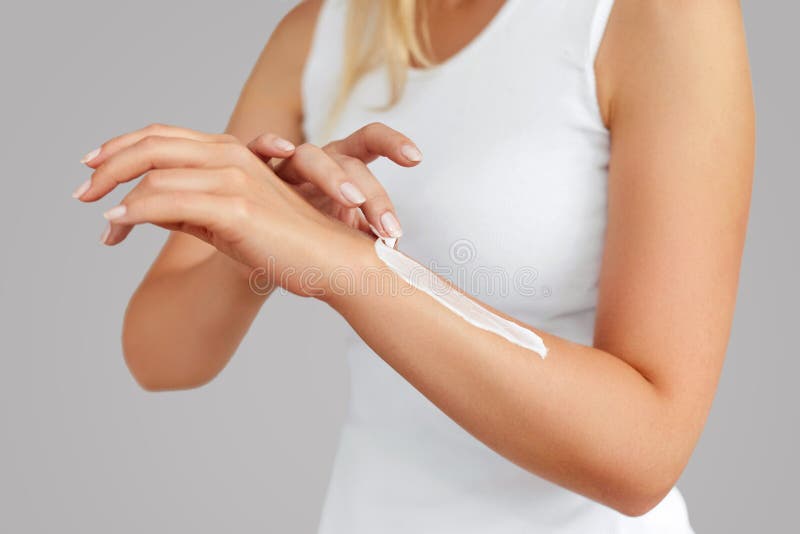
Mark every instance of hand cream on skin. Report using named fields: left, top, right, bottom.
left=372, top=236, right=548, bottom=359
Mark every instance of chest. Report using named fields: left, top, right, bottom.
left=410, top=0, right=509, bottom=68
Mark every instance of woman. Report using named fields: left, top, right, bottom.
left=73, top=0, right=754, bottom=531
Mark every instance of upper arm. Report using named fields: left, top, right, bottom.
left=151, top=0, right=324, bottom=274
left=593, top=0, right=754, bottom=452
left=225, top=0, right=322, bottom=144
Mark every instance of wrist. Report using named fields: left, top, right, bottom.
left=208, top=249, right=274, bottom=298
left=316, top=229, right=385, bottom=307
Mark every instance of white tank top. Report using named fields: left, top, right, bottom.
left=302, top=1, right=695, bottom=532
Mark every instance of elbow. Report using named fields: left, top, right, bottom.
left=125, top=355, right=216, bottom=392
left=612, top=484, right=673, bottom=518
left=605, top=462, right=684, bottom=517
left=128, top=368, right=211, bottom=392
left=122, top=328, right=217, bottom=393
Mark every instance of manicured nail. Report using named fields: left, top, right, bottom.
left=380, top=211, right=402, bottom=237
left=340, top=182, right=366, bottom=204
left=100, top=224, right=111, bottom=245
left=273, top=137, right=295, bottom=152
left=80, top=147, right=101, bottom=165
left=103, top=205, right=127, bottom=220
left=400, top=144, right=423, bottom=162
left=71, top=179, right=91, bottom=199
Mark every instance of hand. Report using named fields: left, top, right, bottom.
left=246, top=122, right=423, bottom=239
left=73, top=123, right=373, bottom=298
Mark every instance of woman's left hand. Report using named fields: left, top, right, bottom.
left=73, top=123, right=372, bottom=298
left=246, top=122, right=422, bottom=239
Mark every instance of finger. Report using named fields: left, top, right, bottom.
left=273, top=143, right=367, bottom=208
left=78, top=122, right=236, bottom=170
left=247, top=132, right=297, bottom=163
left=138, top=166, right=249, bottom=195
left=77, top=136, right=250, bottom=202
left=99, top=166, right=248, bottom=245
left=101, top=220, right=133, bottom=245
left=101, top=191, right=243, bottom=239
left=354, top=202, right=375, bottom=235
left=325, top=122, right=423, bottom=166
left=270, top=123, right=421, bottom=191
left=333, top=154, right=402, bottom=238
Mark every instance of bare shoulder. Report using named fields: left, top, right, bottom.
left=595, top=0, right=751, bottom=128
left=256, top=0, right=324, bottom=77
left=226, top=0, right=326, bottom=142
left=273, top=0, right=324, bottom=43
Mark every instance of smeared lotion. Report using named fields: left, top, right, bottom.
left=372, top=235, right=548, bottom=359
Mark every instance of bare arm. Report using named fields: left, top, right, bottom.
left=119, top=1, right=322, bottom=391
left=322, top=0, right=754, bottom=516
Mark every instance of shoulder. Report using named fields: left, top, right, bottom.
left=282, top=0, right=325, bottom=30
left=268, top=0, right=325, bottom=53
left=225, top=0, right=327, bottom=140
left=595, top=0, right=749, bottom=128
left=248, top=0, right=327, bottom=99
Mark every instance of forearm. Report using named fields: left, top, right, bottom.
left=122, top=250, right=269, bottom=391
left=325, top=240, right=685, bottom=515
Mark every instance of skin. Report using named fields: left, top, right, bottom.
left=74, top=0, right=754, bottom=518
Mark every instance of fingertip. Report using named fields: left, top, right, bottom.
left=103, top=204, right=127, bottom=221
left=273, top=136, right=296, bottom=153
left=249, top=134, right=296, bottom=160
left=380, top=211, right=403, bottom=238
left=340, top=182, right=367, bottom=205
left=399, top=144, right=423, bottom=165
left=80, top=147, right=101, bottom=166
left=368, top=224, right=384, bottom=239
left=71, top=179, right=92, bottom=200
left=100, top=224, right=111, bottom=245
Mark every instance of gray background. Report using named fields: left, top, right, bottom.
left=0, top=1, right=795, bottom=532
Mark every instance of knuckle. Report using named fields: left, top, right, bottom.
left=335, top=154, right=363, bottom=171
left=364, top=121, right=386, bottom=135
left=227, top=197, right=253, bottom=221
left=144, top=122, right=168, bottom=134
left=294, top=142, right=319, bottom=158
left=136, top=134, right=162, bottom=150
left=141, top=170, right=166, bottom=189
left=224, top=141, right=250, bottom=160
left=224, top=166, right=249, bottom=185
left=323, top=139, right=344, bottom=156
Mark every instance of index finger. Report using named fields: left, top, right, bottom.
left=79, top=122, right=237, bottom=168
left=325, top=122, right=423, bottom=166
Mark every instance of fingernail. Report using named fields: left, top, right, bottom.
left=103, top=205, right=127, bottom=220
left=380, top=211, right=402, bottom=237
left=273, top=137, right=295, bottom=152
left=80, top=147, right=101, bottom=165
left=100, top=224, right=111, bottom=245
left=340, top=182, right=366, bottom=204
left=71, top=179, right=91, bottom=199
left=400, top=144, right=423, bottom=162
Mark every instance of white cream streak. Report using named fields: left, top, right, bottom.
left=372, top=236, right=549, bottom=359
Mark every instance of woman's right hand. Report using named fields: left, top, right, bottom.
left=247, top=122, right=423, bottom=239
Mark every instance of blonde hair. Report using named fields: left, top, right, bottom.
left=326, top=0, right=433, bottom=133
